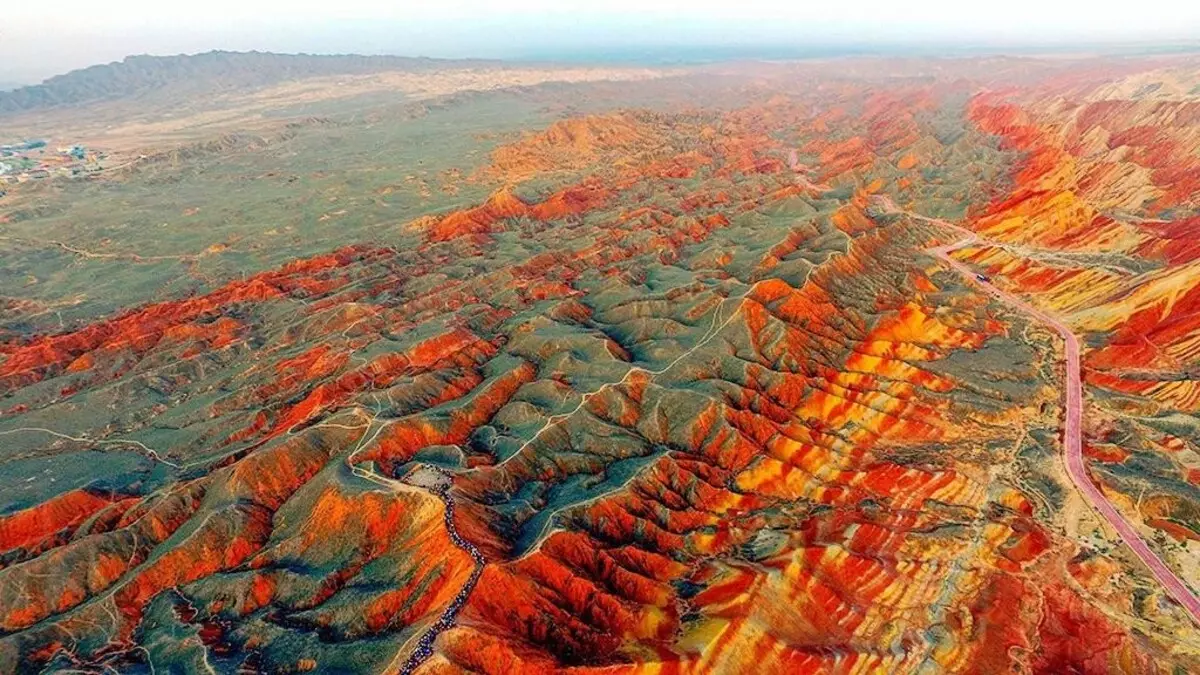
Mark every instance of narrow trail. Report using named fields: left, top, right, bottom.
left=887, top=197, right=1200, bottom=625
left=0, top=426, right=181, bottom=468
left=0, top=235, right=198, bottom=263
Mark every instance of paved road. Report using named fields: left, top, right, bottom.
left=914, top=205, right=1200, bottom=626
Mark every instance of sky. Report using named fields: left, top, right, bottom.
left=3, top=0, right=1200, bottom=84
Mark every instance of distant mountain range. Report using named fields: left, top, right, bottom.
left=0, top=51, right=496, bottom=115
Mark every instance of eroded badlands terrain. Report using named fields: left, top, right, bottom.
left=2, top=55, right=1200, bottom=673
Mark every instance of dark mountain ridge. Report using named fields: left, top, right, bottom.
left=0, top=50, right=498, bottom=115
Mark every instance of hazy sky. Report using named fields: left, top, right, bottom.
left=4, top=0, right=1200, bottom=83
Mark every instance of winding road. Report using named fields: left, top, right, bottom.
left=903, top=199, right=1200, bottom=625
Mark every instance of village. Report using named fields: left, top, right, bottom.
left=0, top=138, right=106, bottom=191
